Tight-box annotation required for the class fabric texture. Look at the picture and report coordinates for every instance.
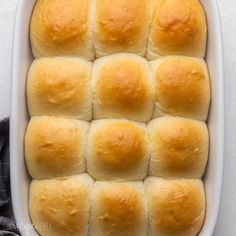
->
[0,118,20,235]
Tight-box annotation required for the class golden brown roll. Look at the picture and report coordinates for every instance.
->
[94,0,152,57]
[148,117,209,178]
[27,57,92,121]
[90,181,147,236]
[150,56,210,121]
[86,119,149,180]
[147,0,207,59]
[92,53,155,122]
[145,177,205,236]
[25,116,89,179]
[29,174,94,236]
[30,0,94,60]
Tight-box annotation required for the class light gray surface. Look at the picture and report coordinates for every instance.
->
[215,1,236,235]
[0,0,235,235]
[0,0,17,118]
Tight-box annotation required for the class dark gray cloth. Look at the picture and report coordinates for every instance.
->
[0,118,20,235]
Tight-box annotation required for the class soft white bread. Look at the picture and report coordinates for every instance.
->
[90,181,147,236]
[29,174,94,236]
[86,119,149,180]
[94,0,152,57]
[147,0,207,59]
[145,177,205,236]
[27,57,92,121]
[25,116,89,179]
[92,54,155,122]
[150,56,210,121]
[30,0,94,60]
[148,117,209,178]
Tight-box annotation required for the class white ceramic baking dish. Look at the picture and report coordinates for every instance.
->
[10,0,224,235]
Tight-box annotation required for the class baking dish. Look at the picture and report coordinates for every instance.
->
[10,0,224,235]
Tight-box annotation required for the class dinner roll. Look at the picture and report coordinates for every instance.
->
[147,0,207,59]
[25,116,89,179]
[145,177,205,236]
[92,54,155,122]
[29,174,94,236]
[86,119,149,180]
[30,0,94,60]
[90,181,147,236]
[150,56,210,121]
[94,0,152,57]
[148,117,209,178]
[27,57,92,121]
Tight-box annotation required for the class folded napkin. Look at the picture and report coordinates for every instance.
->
[0,118,20,235]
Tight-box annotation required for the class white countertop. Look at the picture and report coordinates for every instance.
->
[0,0,235,235]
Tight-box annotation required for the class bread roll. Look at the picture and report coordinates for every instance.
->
[87,119,149,181]
[92,54,155,122]
[25,116,89,179]
[150,56,210,121]
[94,0,152,57]
[145,177,205,236]
[148,117,209,178]
[27,57,92,121]
[147,0,207,59]
[90,181,147,236]
[30,0,94,60]
[29,174,94,236]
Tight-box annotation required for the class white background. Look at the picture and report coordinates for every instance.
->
[0,0,235,235]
